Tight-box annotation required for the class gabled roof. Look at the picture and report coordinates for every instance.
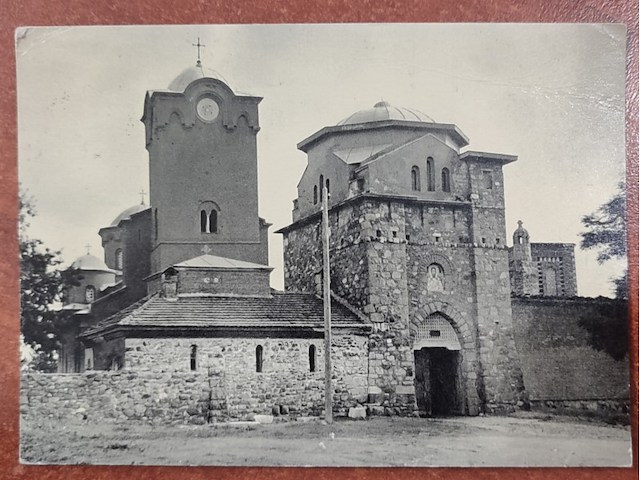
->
[80,292,370,339]
[332,143,393,165]
[174,254,272,270]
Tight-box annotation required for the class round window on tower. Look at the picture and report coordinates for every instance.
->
[196,97,220,123]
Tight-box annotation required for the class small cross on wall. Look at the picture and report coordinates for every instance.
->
[201,245,212,254]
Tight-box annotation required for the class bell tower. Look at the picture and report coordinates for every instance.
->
[141,60,270,273]
[509,220,539,296]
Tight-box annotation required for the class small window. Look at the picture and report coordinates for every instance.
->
[441,168,451,192]
[190,345,197,371]
[85,285,96,303]
[481,237,486,244]
[411,166,421,191]
[426,157,435,191]
[313,185,318,204]
[309,345,316,372]
[429,330,441,337]
[406,234,411,241]
[154,208,158,239]
[319,175,324,197]
[482,170,493,189]
[200,207,219,233]
[356,178,365,192]
[209,210,218,233]
[325,178,330,194]
[376,229,382,237]
[115,249,123,270]
[200,210,207,233]
[256,345,263,373]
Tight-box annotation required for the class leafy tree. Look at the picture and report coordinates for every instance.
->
[19,192,76,371]
[580,182,627,299]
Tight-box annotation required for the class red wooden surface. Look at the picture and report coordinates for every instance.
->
[1,1,637,479]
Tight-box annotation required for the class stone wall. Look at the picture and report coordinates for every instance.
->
[125,335,368,417]
[21,371,213,425]
[175,268,271,297]
[282,194,527,414]
[511,297,629,404]
[23,334,369,424]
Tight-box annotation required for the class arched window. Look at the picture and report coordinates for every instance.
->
[200,210,208,233]
[190,345,198,371]
[309,345,316,372]
[209,210,218,233]
[115,249,123,270]
[543,267,558,296]
[325,178,330,195]
[199,202,220,234]
[411,166,421,191]
[319,175,324,197]
[256,345,263,372]
[441,168,451,192]
[426,157,435,191]
[85,285,96,303]
[313,185,318,205]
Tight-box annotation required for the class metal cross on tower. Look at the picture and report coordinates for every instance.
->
[139,189,147,205]
[84,244,91,255]
[193,37,206,65]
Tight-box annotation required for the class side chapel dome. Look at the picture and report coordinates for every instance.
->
[70,253,112,272]
[110,204,150,227]
[337,101,435,126]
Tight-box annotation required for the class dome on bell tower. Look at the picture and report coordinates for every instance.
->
[513,220,530,245]
[167,61,230,92]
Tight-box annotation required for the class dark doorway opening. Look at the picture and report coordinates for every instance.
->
[414,347,461,417]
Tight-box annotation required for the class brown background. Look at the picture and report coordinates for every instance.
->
[1,0,637,478]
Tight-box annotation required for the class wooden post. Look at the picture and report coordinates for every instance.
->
[322,185,333,424]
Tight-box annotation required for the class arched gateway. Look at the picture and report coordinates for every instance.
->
[413,313,465,417]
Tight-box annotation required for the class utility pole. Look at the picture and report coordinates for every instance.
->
[322,185,333,424]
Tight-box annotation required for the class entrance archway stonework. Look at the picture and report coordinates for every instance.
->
[409,303,482,416]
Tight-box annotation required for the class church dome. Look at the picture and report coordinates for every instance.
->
[71,253,111,272]
[337,101,435,126]
[110,204,150,227]
[168,62,230,92]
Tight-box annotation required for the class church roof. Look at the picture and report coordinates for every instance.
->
[110,203,150,227]
[80,292,370,338]
[332,143,394,165]
[297,101,469,152]
[337,101,435,126]
[173,254,272,270]
[70,253,113,272]
[168,62,230,92]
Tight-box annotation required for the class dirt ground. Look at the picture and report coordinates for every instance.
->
[20,413,632,467]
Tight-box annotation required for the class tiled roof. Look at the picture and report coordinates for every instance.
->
[81,292,369,338]
[174,254,271,270]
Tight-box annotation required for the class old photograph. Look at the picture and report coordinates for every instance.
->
[17,24,631,466]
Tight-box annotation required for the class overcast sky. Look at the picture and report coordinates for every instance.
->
[16,24,626,297]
